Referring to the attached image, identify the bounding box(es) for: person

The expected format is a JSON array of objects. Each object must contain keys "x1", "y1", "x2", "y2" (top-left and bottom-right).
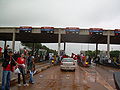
[
  {"x1": 51, "y1": 56, "x2": 55, "y2": 65},
  {"x1": 81, "y1": 56, "x2": 86, "y2": 66},
  {"x1": 86, "y1": 56, "x2": 91, "y2": 64},
  {"x1": 16, "y1": 54, "x2": 29, "y2": 86},
  {"x1": 77, "y1": 54, "x2": 81, "y2": 65},
  {"x1": 26, "y1": 53, "x2": 32, "y2": 72},
  {"x1": 49, "y1": 54, "x2": 53, "y2": 63},
  {"x1": 2, "y1": 51, "x2": 16, "y2": 90},
  {"x1": 29, "y1": 56, "x2": 36, "y2": 84},
  {"x1": 4, "y1": 45, "x2": 9, "y2": 59},
  {"x1": 13, "y1": 51, "x2": 20, "y2": 61},
  {"x1": 54, "y1": 55, "x2": 57, "y2": 65},
  {"x1": 62, "y1": 54, "x2": 68, "y2": 59},
  {"x1": 0, "y1": 47, "x2": 2, "y2": 52},
  {"x1": 94, "y1": 56, "x2": 100, "y2": 66},
  {"x1": 0, "y1": 47, "x2": 2, "y2": 58},
  {"x1": 45, "y1": 53, "x2": 49, "y2": 61}
]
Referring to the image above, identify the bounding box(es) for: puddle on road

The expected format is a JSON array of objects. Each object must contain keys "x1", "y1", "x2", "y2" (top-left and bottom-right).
[
  {"x1": 66, "y1": 74, "x2": 70, "y2": 79},
  {"x1": 39, "y1": 75, "x2": 43, "y2": 78},
  {"x1": 66, "y1": 77, "x2": 70, "y2": 79},
  {"x1": 66, "y1": 74, "x2": 70, "y2": 77}
]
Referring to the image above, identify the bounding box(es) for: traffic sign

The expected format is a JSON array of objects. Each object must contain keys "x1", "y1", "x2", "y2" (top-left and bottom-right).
[
  {"x1": 114, "y1": 29, "x2": 120, "y2": 33},
  {"x1": 19, "y1": 26, "x2": 32, "y2": 31},
  {"x1": 40, "y1": 27, "x2": 54, "y2": 31},
  {"x1": 65, "y1": 27, "x2": 80, "y2": 32},
  {"x1": 19, "y1": 26, "x2": 32, "y2": 33},
  {"x1": 89, "y1": 28, "x2": 103, "y2": 35},
  {"x1": 114, "y1": 29, "x2": 120, "y2": 36}
]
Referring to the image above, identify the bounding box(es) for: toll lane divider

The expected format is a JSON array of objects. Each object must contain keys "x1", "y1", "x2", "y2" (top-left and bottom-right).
[{"x1": 79, "y1": 66, "x2": 114, "y2": 90}]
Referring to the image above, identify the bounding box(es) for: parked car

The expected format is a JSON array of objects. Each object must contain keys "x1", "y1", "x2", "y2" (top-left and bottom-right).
[{"x1": 60, "y1": 58, "x2": 76, "y2": 71}]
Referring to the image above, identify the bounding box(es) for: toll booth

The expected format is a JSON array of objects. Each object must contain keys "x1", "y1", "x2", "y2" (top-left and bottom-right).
[
  {"x1": 89, "y1": 28, "x2": 103, "y2": 35},
  {"x1": 99, "y1": 51, "x2": 110, "y2": 64},
  {"x1": 19, "y1": 26, "x2": 32, "y2": 33},
  {"x1": 40, "y1": 27, "x2": 54, "y2": 34},
  {"x1": 65, "y1": 27, "x2": 80, "y2": 34},
  {"x1": 37, "y1": 49, "x2": 47, "y2": 61},
  {"x1": 114, "y1": 29, "x2": 120, "y2": 36}
]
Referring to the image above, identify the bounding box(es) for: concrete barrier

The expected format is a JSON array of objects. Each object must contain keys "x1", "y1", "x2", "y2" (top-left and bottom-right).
[{"x1": 113, "y1": 72, "x2": 120, "y2": 90}]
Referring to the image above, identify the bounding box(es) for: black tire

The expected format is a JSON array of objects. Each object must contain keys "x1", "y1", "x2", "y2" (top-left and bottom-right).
[
  {"x1": 60, "y1": 69, "x2": 63, "y2": 71},
  {"x1": 73, "y1": 69, "x2": 75, "y2": 72}
]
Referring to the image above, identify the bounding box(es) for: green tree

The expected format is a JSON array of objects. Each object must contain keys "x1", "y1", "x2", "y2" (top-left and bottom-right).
[
  {"x1": 85, "y1": 50, "x2": 93, "y2": 57},
  {"x1": 110, "y1": 50, "x2": 120, "y2": 58},
  {"x1": 21, "y1": 42, "x2": 57, "y2": 55},
  {"x1": 85, "y1": 50, "x2": 100, "y2": 58}
]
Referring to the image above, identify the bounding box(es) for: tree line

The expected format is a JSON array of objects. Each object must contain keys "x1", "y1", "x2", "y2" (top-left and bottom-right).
[
  {"x1": 21, "y1": 43, "x2": 58, "y2": 55},
  {"x1": 85, "y1": 50, "x2": 120, "y2": 58}
]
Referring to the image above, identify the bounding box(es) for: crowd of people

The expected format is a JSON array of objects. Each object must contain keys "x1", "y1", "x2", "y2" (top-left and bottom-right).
[
  {"x1": 0, "y1": 45, "x2": 93, "y2": 90},
  {"x1": 1, "y1": 45, "x2": 36, "y2": 90}
]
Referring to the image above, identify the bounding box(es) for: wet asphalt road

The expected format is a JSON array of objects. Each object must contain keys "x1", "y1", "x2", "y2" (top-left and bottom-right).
[{"x1": 11, "y1": 64, "x2": 116, "y2": 90}]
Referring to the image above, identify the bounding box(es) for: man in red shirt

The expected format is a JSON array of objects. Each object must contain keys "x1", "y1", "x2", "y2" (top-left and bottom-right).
[
  {"x1": 0, "y1": 47, "x2": 2, "y2": 58},
  {"x1": 0, "y1": 47, "x2": 2, "y2": 52},
  {"x1": 2, "y1": 51, "x2": 16, "y2": 90}
]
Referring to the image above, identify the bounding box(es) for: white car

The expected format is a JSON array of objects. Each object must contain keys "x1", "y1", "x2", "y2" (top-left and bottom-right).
[{"x1": 60, "y1": 58, "x2": 76, "y2": 71}]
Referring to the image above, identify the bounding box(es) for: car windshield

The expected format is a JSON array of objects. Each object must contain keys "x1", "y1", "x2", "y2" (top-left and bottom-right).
[{"x1": 62, "y1": 58, "x2": 74, "y2": 62}]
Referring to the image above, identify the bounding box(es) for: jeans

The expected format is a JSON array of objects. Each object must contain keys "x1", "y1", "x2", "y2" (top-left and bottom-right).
[
  {"x1": 29, "y1": 71, "x2": 34, "y2": 83},
  {"x1": 2, "y1": 71, "x2": 11, "y2": 90},
  {"x1": 18, "y1": 67, "x2": 26, "y2": 84}
]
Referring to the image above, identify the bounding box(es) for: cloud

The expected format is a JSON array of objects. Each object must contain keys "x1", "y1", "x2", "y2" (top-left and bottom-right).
[
  {"x1": 0, "y1": 0, "x2": 120, "y2": 28},
  {"x1": 0, "y1": 0, "x2": 120, "y2": 54}
]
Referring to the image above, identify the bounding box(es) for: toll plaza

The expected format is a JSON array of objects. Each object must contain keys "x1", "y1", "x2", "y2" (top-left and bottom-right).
[
  {"x1": 1, "y1": 26, "x2": 120, "y2": 89},
  {"x1": 0, "y1": 26, "x2": 120, "y2": 58}
]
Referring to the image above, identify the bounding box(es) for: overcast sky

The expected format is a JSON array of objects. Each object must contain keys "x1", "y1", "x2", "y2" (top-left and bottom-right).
[{"x1": 0, "y1": 0, "x2": 120, "y2": 55}]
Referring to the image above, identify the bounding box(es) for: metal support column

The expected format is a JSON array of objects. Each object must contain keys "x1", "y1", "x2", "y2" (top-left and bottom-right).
[
  {"x1": 4, "y1": 40, "x2": 7, "y2": 50},
  {"x1": 64, "y1": 42, "x2": 66, "y2": 52},
  {"x1": 58, "y1": 29, "x2": 61, "y2": 56},
  {"x1": 107, "y1": 31, "x2": 110, "y2": 58},
  {"x1": 96, "y1": 43, "x2": 98, "y2": 57},
  {"x1": 12, "y1": 30, "x2": 16, "y2": 52}
]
